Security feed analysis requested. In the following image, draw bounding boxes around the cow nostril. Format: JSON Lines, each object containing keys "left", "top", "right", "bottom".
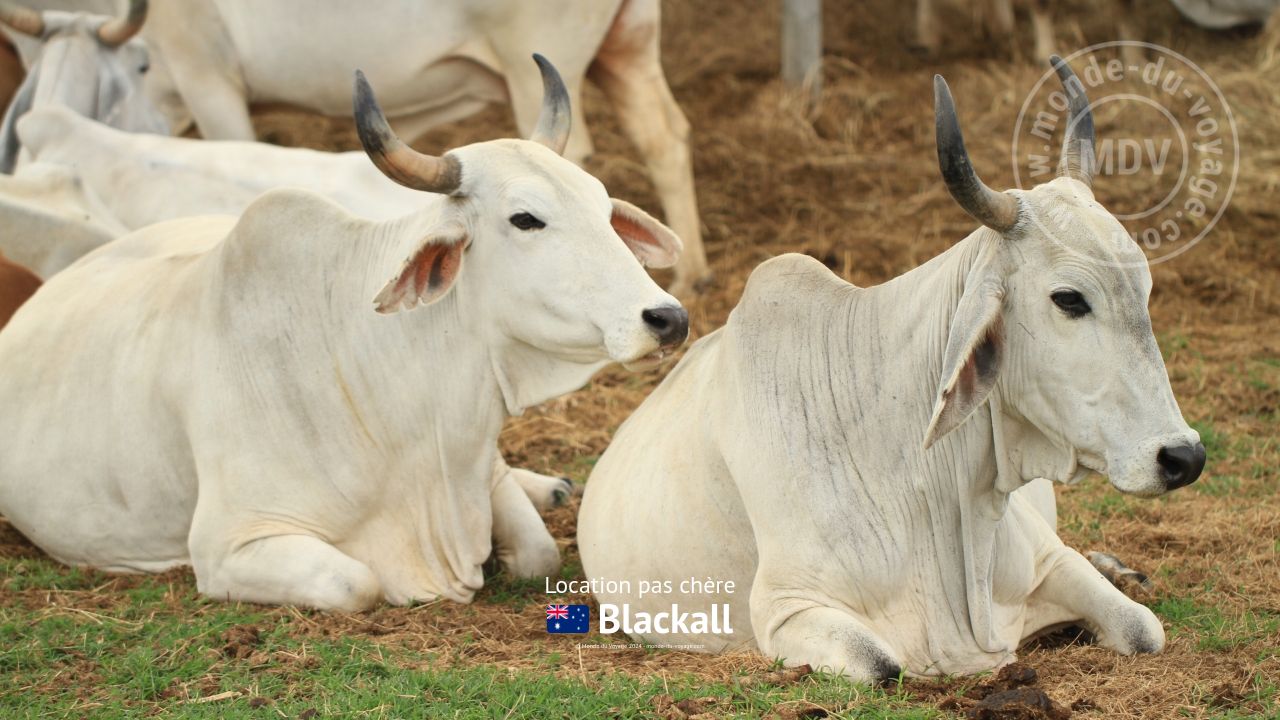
{"left": 641, "top": 308, "right": 669, "bottom": 331}
{"left": 641, "top": 306, "right": 689, "bottom": 348}
{"left": 1156, "top": 442, "right": 1205, "bottom": 490}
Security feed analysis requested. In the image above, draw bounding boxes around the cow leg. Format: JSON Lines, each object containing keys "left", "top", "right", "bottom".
{"left": 144, "top": 2, "right": 256, "bottom": 141}
{"left": 1026, "top": 548, "right": 1164, "bottom": 654}
{"left": 491, "top": 471, "right": 562, "bottom": 579}
{"left": 174, "top": 74, "right": 256, "bottom": 141}
{"left": 986, "top": 0, "right": 1019, "bottom": 61}
{"left": 503, "top": 53, "right": 594, "bottom": 165}
{"left": 1117, "top": 0, "right": 1145, "bottom": 67}
{"left": 491, "top": 454, "right": 575, "bottom": 511}
{"left": 192, "top": 533, "right": 382, "bottom": 611}
{"left": 914, "top": 0, "right": 941, "bottom": 54}
{"left": 757, "top": 604, "right": 902, "bottom": 684}
{"left": 589, "top": 0, "right": 709, "bottom": 297}
{"left": 512, "top": 469, "right": 576, "bottom": 511}
{"left": 1031, "top": 0, "right": 1055, "bottom": 65}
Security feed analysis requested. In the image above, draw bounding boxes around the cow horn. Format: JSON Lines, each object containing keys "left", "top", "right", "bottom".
{"left": 353, "top": 70, "right": 463, "bottom": 194}
{"left": 528, "top": 53, "right": 571, "bottom": 155}
{"left": 96, "top": 0, "right": 146, "bottom": 47}
{"left": 934, "top": 75, "right": 1020, "bottom": 233}
{"left": 0, "top": 2, "right": 44, "bottom": 37}
{"left": 1051, "top": 55, "right": 1095, "bottom": 188}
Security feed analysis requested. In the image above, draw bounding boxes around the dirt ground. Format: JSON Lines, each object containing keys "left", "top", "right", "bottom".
{"left": 4, "top": 0, "right": 1279, "bottom": 717}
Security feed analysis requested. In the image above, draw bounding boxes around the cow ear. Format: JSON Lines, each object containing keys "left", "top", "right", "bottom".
{"left": 373, "top": 224, "right": 468, "bottom": 314}
{"left": 611, "top": 198, "right": 682, "bottom": 268}
{"left": 923, "top": 275, "right": 1006, "bottom": 449}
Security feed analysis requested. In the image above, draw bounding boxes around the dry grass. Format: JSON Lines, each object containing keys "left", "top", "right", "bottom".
{"left": 3, "top": 0, "right": 1279, "bottom": 717}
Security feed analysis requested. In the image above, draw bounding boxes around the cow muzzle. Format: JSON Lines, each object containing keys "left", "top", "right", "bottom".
{"left": 641, "top": 305, "right": 689, "bottom": 350}
{"left": 616, "top": 304, "right": 689, "bottom": 370}
{"left": 1156, "top": 442, "right": 1206, "bottom": 491}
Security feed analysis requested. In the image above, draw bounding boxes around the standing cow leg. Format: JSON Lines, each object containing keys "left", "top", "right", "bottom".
{"left": 144, "top": 1, "right": 256, "bottom": 141}
{"left": 589, "top": 0, "right": 709, "bottom": 297}
{"left": 503, "top": 51, "right": 595, "bottom": 165}
{"left": 1031, "top": 0, "right": 1056, "bottom": 65}
{"left": 915, "top": 0, "right": 941, "bottom": 54}
{"left": 191, "top": 531, "right": 382, "bottom": 611}
{"left": 983, "top": 0, "right": 1019, "bottom": 60}
{"left": 169, "top": 71, "right": 256, "bottom": 141}
{"left": 754, "top": 599, "right": 902, "bottom": 683}
{"left": 1117, "top": 0, "right": 1145, "bottom": 67}
{"left": 1024, "top": 547, "right": 1165, "bottom": 654}
{"left": 491, "top": 471, "right": 562, "bottom": 579}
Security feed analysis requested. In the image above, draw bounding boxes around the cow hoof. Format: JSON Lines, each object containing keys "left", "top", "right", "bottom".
{"left": 1088, "top": 551, "right": 1154, "bottom": 597}
{"left": 873, "top": 658, "right": 903, "bottom": 687}
{"left": 551, "top": 477, "right": 575, "bottom": 507}
{"left": 1109, "top": 604, "right": 1165, "bottom": 655}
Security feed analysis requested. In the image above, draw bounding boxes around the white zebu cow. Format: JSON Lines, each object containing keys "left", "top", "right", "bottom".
{"left": 17, "top": 104, "right": 421, "bottom": 227}
{"left": 0, "top": 0, "right": 166, "bottom": 172}
{"left": 136, "top": 0, "right": 708, "bottom": 296}
{"left": 0, "top": 161, "right": 122, "bottom": 276}
{"left": 0, "top": 57, "right": 689, "bottom": 610}
{"left": 17, "top": 102, "right": 593, "bottom": 512}
{"left": 579, "top": 59, "right": 1206, "bottom": 680}
{"left": 1170, "top": 0, "right": 1279, "bottom": 27}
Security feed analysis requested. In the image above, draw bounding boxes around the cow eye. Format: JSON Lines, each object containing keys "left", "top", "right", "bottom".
{"left": 1051, "top": 290, "right": 1091, "bottom": 318}
{"left": 138, "top": 62, "right": 150, "bottom": 75}
{"left": 509, "top": 212, "right": 545, "bottom": 231}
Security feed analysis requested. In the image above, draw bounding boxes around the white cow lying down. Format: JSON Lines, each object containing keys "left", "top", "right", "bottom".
{"left": 0, "top": 57, "right": 690, "bottom": 610}
{"left": 0, "top": 161, "right": 122, "bottom": 277}
{"left": 0, "top": 0, "right": 166, "bottom": 172}
{"left": 579, "top": 59, "right": 1206, "bottom": 680}
{"left": 17, "top": 104, "right": 588, "bottom": 517}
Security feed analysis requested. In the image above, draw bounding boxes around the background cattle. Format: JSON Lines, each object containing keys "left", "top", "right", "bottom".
{"left": 15, "top": 104, "right": 583, "bottom": 512}
{"left": 0, "top": 0, "right": 166, "bottom": 172}
{"left": 121, "top": 0, "right": 709, "bottom": 296}
{"left": 1171, "top": 0, "right": 1280, "bottom": 25}
{"left": 579, "top": 59, "right": 1205, "bottom": 680}
{"left": 0, "top": 58, "right": 689, "bottom": 611}
{"left": 916, "top": 0, "right": 1057, "bottom": 62}
{"left": 0, "top": 161, "right": 121, "bottom": 276}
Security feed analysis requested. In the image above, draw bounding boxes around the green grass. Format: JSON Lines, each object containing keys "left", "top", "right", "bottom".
{"left": 0, "top": 556, "right": 935, "bottom": 719}
{"left": 1151, "top": 597, "right": 1280, "bottom": 653}
{"left": 1158, "top": 331, "right": 1192, "bottom": 361}
{"left": 1190, "top": 419, "right": 1227, "bottom": 459}
{"left": 561, "top": 453, "right": 601, "bottom": 483}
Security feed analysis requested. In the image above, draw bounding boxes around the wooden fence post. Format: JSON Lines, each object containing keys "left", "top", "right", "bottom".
{"left": 782, "top": 0, "right": 822, "bottom": 105}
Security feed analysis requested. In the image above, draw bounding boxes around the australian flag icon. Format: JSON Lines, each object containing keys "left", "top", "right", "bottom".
{"left": 546, "top": 604, "right": 590, "bottom": 634}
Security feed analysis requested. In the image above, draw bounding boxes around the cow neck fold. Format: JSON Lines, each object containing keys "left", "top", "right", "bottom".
{"left": 349, "top": 204, "right": 609, "bottom": 597}
{"left": 838, "top": 229, "right": 1015, "bottom": 662}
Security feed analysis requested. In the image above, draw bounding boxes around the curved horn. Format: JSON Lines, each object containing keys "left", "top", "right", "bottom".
{"left": 934, "top": 75, "right": 1020, "bottom": 233}
{"left": 96, "top": 0, "right": 146, "bottom": 47}
{"left": 1051, "top": 55, "right": 1095, "bottom": 187}
{"left": 353, "top": 70, "right": 462, "bottom": 194}
{"left": 528, "top": 53, "right": 571, "bottom": 155}
{"left": 0, "top": 2, "right": 44, "bottom": 37}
